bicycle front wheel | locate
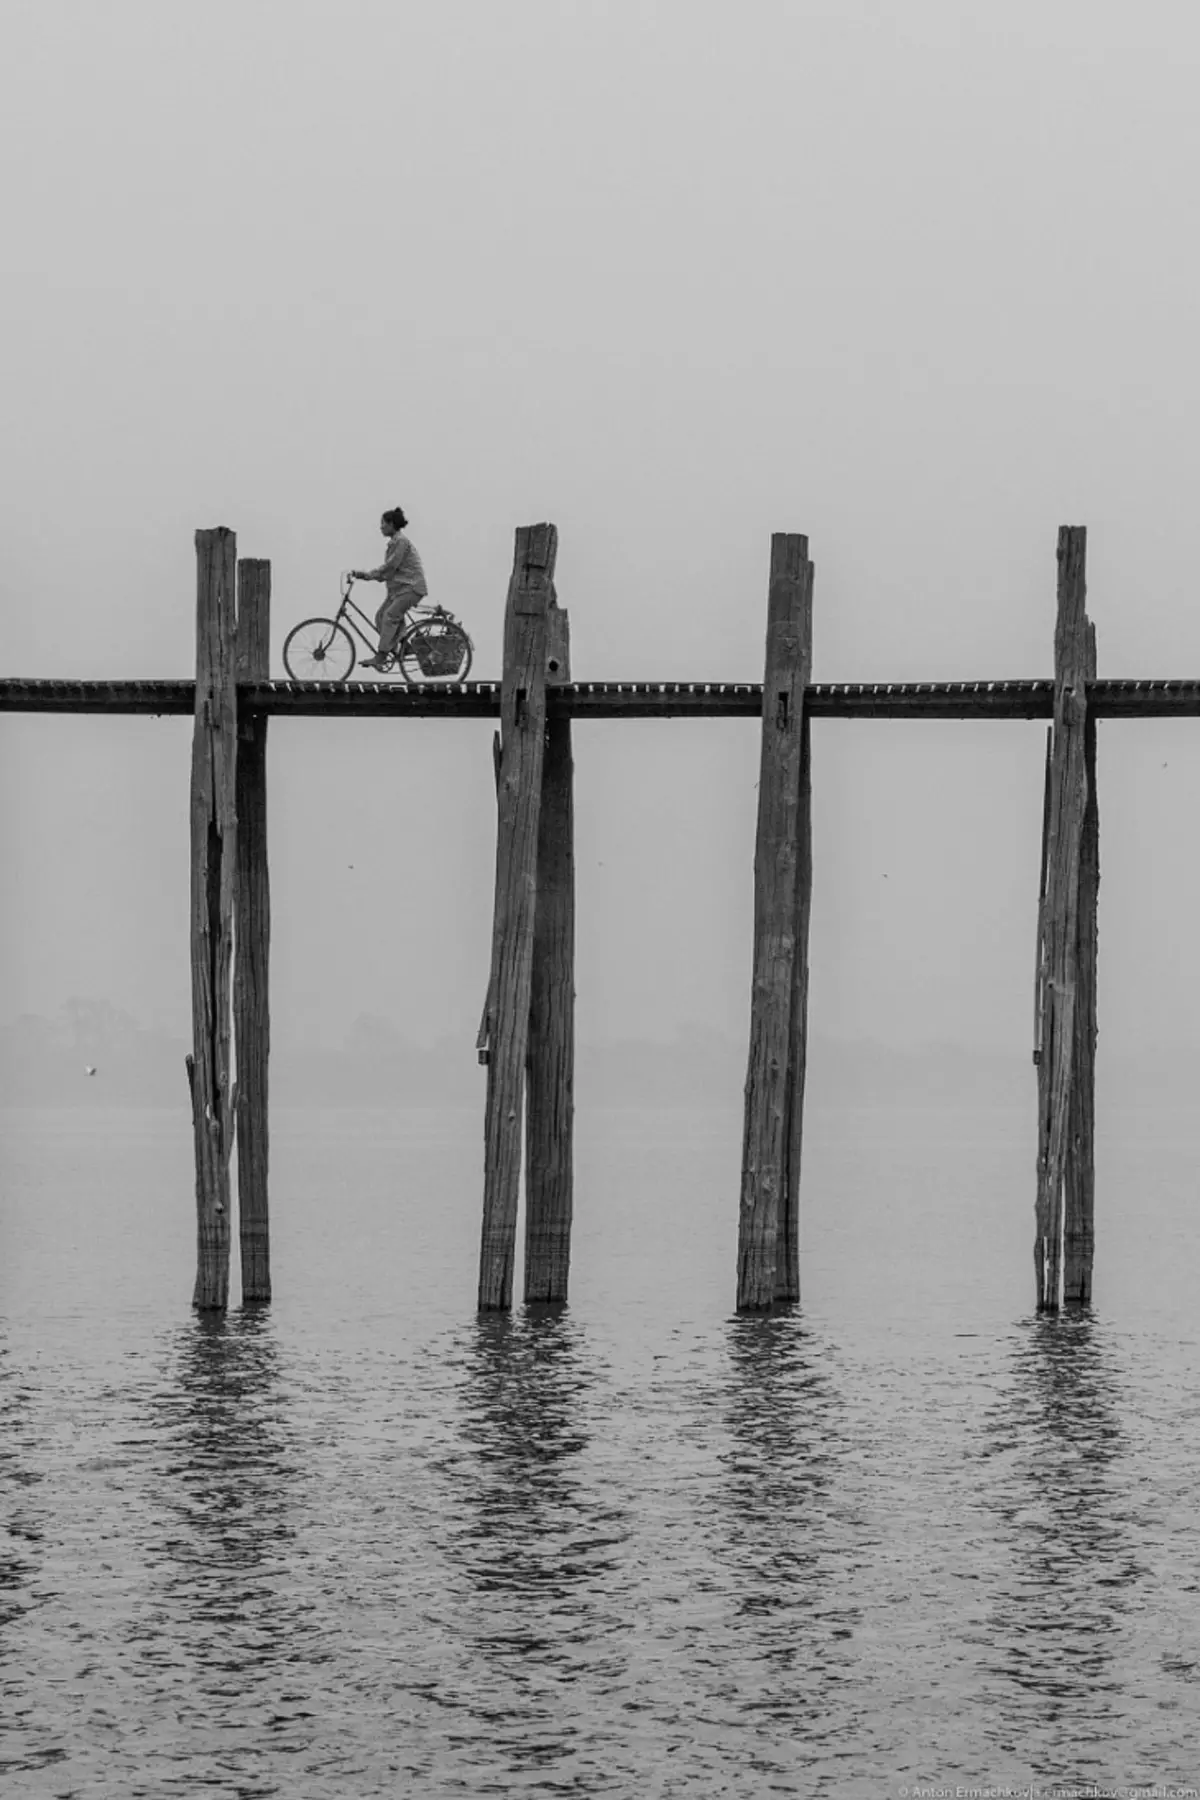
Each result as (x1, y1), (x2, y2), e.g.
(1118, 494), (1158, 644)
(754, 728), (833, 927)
(282, 618), (356, 682)
(398, 619), (474, 685)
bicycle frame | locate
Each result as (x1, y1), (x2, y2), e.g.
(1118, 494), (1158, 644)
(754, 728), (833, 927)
(332, 577), (442, 659)
(332, 586), (384, 654)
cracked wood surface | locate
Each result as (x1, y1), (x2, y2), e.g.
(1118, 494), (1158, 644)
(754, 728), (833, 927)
(189, 529), (237, 1310)
(234, 558), (272, 1305)
(524, 601), (575, 1304)
(478, 525), (557, 1310)
(738, 537), (814, 1311)
(1034, 528), (1092, 1311)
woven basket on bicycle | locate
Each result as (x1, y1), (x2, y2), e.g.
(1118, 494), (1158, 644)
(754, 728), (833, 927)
(413, 622), (468, 678)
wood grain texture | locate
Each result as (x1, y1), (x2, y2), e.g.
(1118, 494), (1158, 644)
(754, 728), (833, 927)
(189, 528), (238, 1310)
(738, 535), (813, 1311)
(1033, 726), (1052, 1066)
(524, 600), (575, 1304)
(234, 559), (272, 1304)
(1064, 621), (1098, 1304)
(475, 724), (502, 1067)
(1034, 527), (1090, 1312)
(776, 694), (813, 1304)
(478, 524), (556, 1310)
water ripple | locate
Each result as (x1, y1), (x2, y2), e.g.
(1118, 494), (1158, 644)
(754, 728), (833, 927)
(4, 1108), (1200, 1793)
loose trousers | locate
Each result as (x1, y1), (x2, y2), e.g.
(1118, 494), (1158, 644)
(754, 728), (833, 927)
(375, 586), (423, 655)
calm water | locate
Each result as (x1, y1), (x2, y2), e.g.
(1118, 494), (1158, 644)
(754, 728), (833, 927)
(3, 1101), (1200, 1796)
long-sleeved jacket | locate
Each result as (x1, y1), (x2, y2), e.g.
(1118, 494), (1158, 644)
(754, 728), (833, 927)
(364, 531), (428, 602)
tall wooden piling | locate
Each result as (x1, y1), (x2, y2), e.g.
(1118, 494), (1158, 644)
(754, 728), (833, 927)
(738, 535), (814, 1312)
(234, 558), (272, 1304)
(524, 599), (575, 1304)
(776, 701), (812, 1303)
(1034, 526), (1093, 1311)
(1033, 726), (1052, 1065)
(1064, 621), (1099, 1304)
(478, 524), (557, 1310)
(189, 527), (238, 1311)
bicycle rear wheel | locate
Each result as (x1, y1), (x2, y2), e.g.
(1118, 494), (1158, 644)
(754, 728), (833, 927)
(283, 618), (356, 681)
(398, 618), (474, 685)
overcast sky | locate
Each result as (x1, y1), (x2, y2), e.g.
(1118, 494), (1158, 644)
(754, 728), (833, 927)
(3, 0), (1200, 1059)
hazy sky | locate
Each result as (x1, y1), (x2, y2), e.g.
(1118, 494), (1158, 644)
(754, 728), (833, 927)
(3, 0), (1200, 1059)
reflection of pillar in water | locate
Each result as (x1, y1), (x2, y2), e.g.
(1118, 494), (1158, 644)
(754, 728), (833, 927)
(982, 1317), (1129, 1711)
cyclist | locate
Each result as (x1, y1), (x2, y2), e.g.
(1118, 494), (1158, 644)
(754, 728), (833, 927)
(351, 507), (429, 669)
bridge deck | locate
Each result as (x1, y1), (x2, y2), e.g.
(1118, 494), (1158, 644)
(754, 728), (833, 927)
(3, 676), (1200, 719)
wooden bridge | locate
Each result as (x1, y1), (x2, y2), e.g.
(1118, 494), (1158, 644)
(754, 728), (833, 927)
(6, 675), (1200, 719)
(0, 522), (1158, 1316)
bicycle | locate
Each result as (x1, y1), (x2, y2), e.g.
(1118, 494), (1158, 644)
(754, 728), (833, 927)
(282, 575), (474, 684)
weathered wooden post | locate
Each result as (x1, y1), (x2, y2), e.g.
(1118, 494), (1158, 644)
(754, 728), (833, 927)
(477, 524), (557, 1310)
(777, 700), (812, 1304)
(234, 558), (271, 1304)
(1034, 526), (1094, 1311)
(524, 599), (575, 1303)
(738, 535), (814, 1311)
(188, 527), (238, 1311)
(1064, 620), (1099, 1304)
(1033, 726), (1052, 1065)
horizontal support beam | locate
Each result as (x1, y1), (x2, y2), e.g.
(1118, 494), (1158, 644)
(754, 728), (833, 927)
(7, 676), (1200, 720)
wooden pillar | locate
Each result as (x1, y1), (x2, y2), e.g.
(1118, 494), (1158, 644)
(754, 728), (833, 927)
(524, 599), (575, 1303)
(189, 527), (238, 1311)
(1064, 621), (1098, 1303)
(1033, 726), (1052, 1066)
(235, 558), (272, 1304)
(477, 524), (557, 1310)
(738, 535), (814, 1311)
(776, 702), (812, 1303)
(1034, 526), (1093, 1311)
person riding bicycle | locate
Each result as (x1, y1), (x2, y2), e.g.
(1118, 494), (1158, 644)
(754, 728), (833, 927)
(351, 507), (428, 669)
